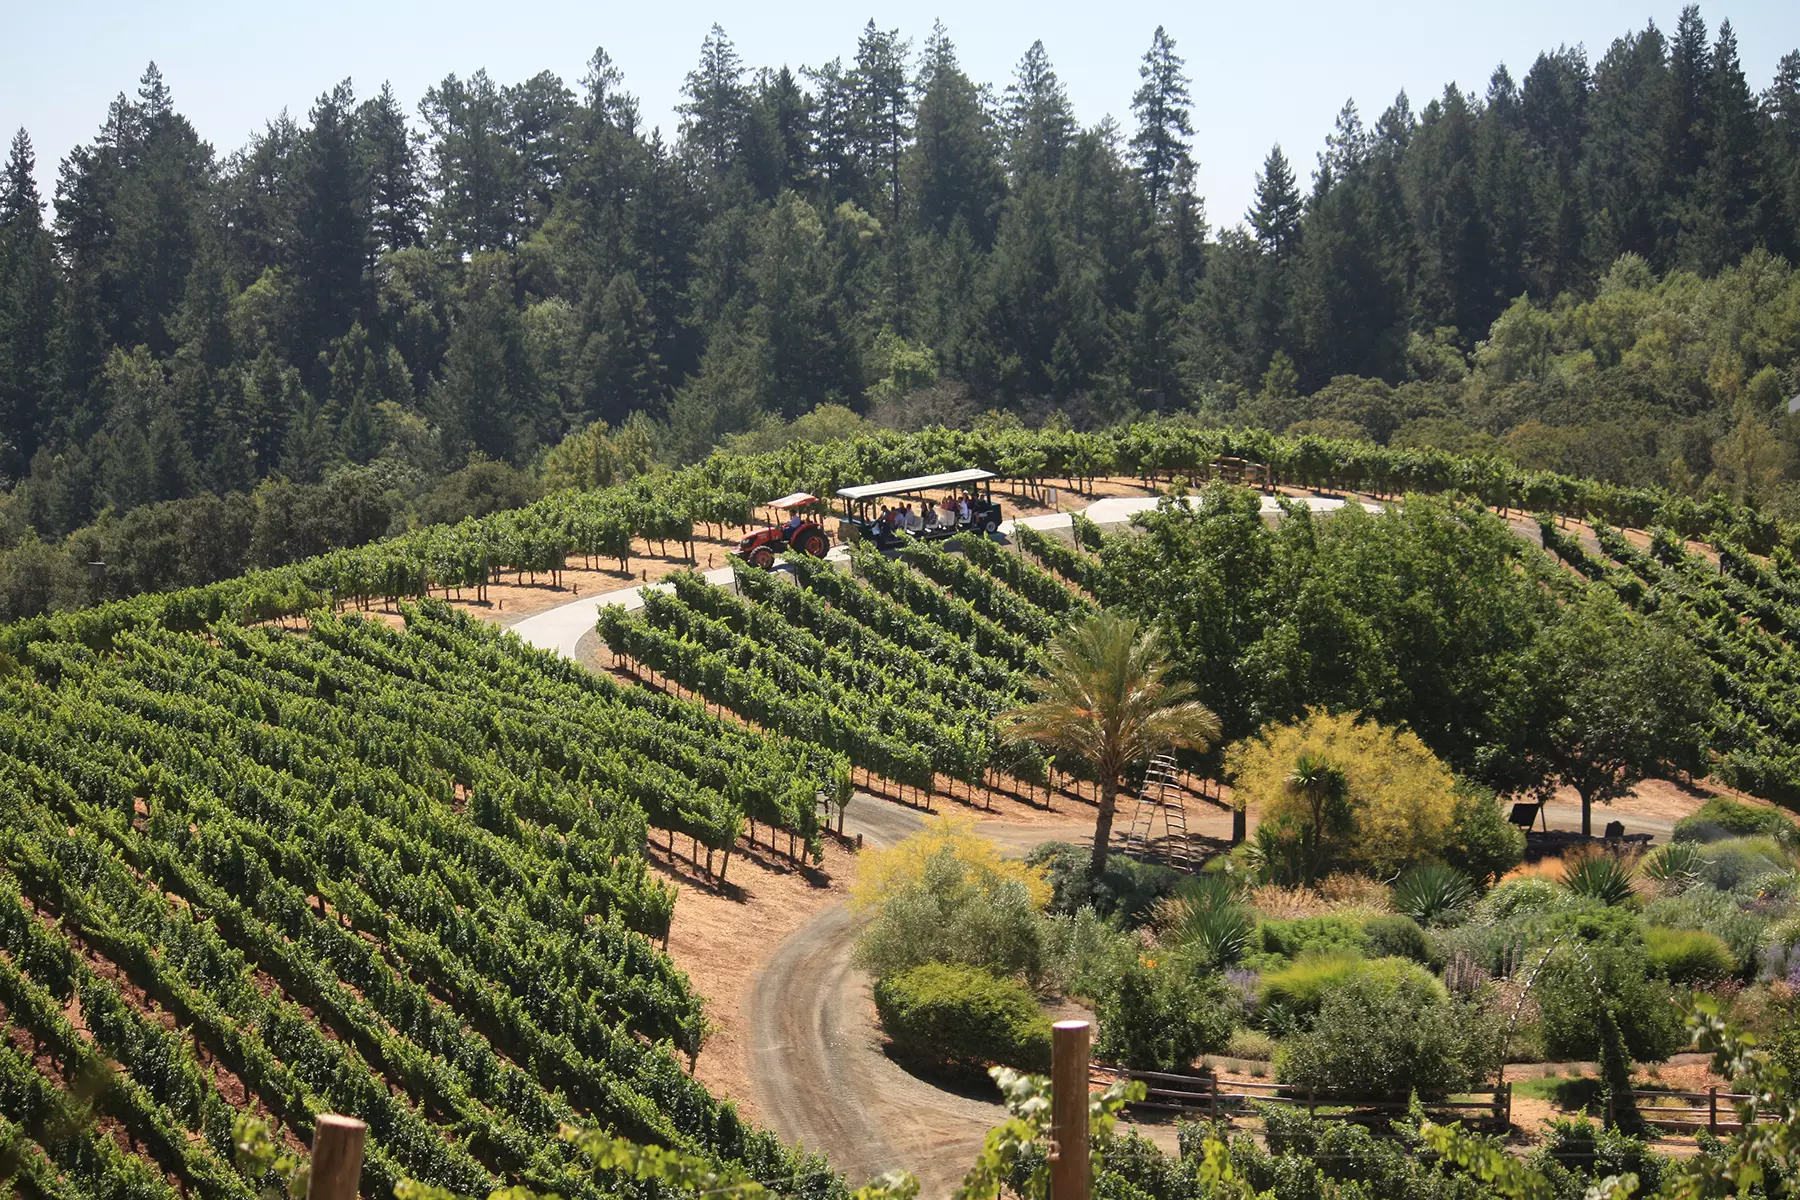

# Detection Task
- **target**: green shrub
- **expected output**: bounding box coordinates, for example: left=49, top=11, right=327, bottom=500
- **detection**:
left=1276, top=962, right=1493, bottom=1098
left=1362, top=914, right=1433, bottom=963
left=1644, top=926, right=1735, bottom=985
left=1040, top=907, right=1138, bottom=1000
left=1534, top=942, right=1687, bottom=1063
left=1673, top=798, right=1799, bottom=847
left=1563, top=855, right=1637, bottom=906
left=1157, top=875, right=1254, bottom=968
left=1226, top=1028, right=1277, bottom=1061
left=1096, top=960, right=1235, bottom=1072
left=1471, top=877, right=1571, bottom=924
left=1641, top=842, right=1710, bottom=891
left=872, top=963, right=1051, bottom=1077
left=853, top=849, right=1047, bottom=983
left=1697, top=837, right=1793, bottom=891
left=1027, top=841, right=1178, bottom=926
left=1393, top=864, right=1476, bottom=924
left=1642, top=888, right=1764, bottom=974
left=1257, top=951, right=1367, bottom=1025
left=1253, top=915, right=1368, bottom=961
left=1444, top=785, right=1526, bottom=885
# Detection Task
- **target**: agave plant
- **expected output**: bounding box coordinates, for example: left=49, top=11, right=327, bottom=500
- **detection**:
left=1563, top=853, right=1637, bottom=906
left=1155, top=873, right=1252, bottom=966
left=1393, top=864, right=1476, bottom=925
left=1641, top=842, right=1709, bottom=892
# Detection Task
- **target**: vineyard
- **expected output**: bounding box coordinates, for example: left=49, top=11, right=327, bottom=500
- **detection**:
left=5, top=417, right=1800, bottom=1200
left=0, top=599, right=840, bottom=1200
left=33, top=421, right=1791, bottom=632
left=593, top=534, right=1097, bottom=805
left=1540, top=521, right=1800, bottom=806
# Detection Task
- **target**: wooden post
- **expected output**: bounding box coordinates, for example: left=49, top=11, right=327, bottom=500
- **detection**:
left=1708, top=1087, right=1718, bottom=1134
left=308, top=1114, right=365, bottom=1200
left=1051, top=1021, right=1090, bottom=1200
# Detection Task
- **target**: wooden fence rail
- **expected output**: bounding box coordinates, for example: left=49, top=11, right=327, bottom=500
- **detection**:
left=1618, top=1087, right=1756, bottom=1134
left=1091, top=1065, right=1510, bottom=1128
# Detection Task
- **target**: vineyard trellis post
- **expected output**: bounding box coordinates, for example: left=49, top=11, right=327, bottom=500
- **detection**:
left=309, top=1114, right=365, bottom=1200
left=1051, top=1020, right=1091, bottom=1200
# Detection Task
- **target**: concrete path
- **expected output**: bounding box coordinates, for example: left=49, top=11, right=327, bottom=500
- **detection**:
left=508, top=563, right=739, bottom=658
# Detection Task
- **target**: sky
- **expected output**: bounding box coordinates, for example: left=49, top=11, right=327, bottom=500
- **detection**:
left=4, top=0, right=1799, bottom=233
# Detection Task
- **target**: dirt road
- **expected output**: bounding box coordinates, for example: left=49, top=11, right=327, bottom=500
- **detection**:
left=747, top=797, right=1180, bottom=1198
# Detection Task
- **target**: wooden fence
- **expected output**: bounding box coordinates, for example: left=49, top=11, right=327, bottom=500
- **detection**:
left=1091, top=1065, right=1510, bottom=1129
left=1618, top=1087, right=1756, bottom=1134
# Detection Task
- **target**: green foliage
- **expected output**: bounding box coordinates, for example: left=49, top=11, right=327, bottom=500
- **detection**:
left=1563, top=855, right=1638, bottom=906
left=872, top=964, right=1052, bottom=1078
left=1695, top=836, right=1794, bottom=892
left=1393, top=864, right=1476, bottom=925
left=852, top=847, right=1049, bottom=986
left=1251, top=915, right=1367, bottom=962
left=1534, top=942, right=1688, bottom=1064
left=1276, top=962, right=1494, bottom=1098
left=1443, top=785, right=1526, bottom=885
left=1094, top=960, right=1235, bottom=1072
left=1674, top=798, right=1800, bottom=848
left=1361, top=914, right=1433, bottom=964
left=1642, top=842, right=1712, bottom=891
left=1255, top=951, right=1366, bottom=1026
left=1154, top=874, right=1254, bottom=968
left=1025, top=841, right=1178, bottom=926
left=1644, top=926, right=1736, bottom=985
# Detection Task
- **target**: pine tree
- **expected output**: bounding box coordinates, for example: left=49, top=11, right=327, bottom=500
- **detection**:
left=357, top=83, right=425, bottom=255
left=1130, top=27, right=1194, bottom=211
left=1664, top=5, right=1712, bottom=238
left=1003, top=41, right=1074, bottom=181
left=1248, top=145, right=1302, bottom=257
left=744, top=67, right=813, bottom=200
left=1686, top=21, right=1764, bottom=272
left=1766, top=51, right=1800, bottom=262
left=806, top=59, right=862, bottom=205
left=147, top=403, right=197, bottom=501
left=421, top=70, right=521, bottom=251
left=297, top=81, right=366, bottom=381
left=679, top=26, right=750, bottom=186
left=851, top=23, right=913, bottom=227
left=0, top=129, right=58, bottom=477
left=505, top=70, right=573, bottom=222
left=99, top=421, right=156, bottom=512
left=1584, top=24, right=1670, bottom=266
left=908, top=24, right=1005, bottom=246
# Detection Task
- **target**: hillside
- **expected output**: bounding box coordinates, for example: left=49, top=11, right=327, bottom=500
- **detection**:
left=2, top=419, right=1800, bottom=1197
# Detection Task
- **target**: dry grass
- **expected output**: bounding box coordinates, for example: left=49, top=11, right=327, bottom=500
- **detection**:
left=1246, top=873, right=1393, bottom=920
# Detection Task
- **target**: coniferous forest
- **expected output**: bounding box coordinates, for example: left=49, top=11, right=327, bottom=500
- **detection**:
left=1, top=8, right=1800, bottom=616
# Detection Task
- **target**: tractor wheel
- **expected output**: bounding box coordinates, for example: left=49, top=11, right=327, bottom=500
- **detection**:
left=749, top=546, right=776, bottom=570
left=795, top=528, right=828, bottom=557
left=981, top=515, right=1000, bottom=535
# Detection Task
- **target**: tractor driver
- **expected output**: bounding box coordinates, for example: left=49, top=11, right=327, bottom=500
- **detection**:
left=782, top=510, right=805, bottom=537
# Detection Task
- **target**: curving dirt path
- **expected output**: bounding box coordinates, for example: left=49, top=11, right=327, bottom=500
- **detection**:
left=748, top=797, right=1181, bottom=1199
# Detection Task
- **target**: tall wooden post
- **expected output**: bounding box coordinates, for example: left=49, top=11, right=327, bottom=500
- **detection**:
left=308, top=1114, right=366, bottom=1200
left=1051, top=1021, right=1090, bottom=1200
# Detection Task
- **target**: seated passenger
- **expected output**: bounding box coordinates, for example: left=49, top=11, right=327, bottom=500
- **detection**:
left=920, top=499, right=938, bottom=528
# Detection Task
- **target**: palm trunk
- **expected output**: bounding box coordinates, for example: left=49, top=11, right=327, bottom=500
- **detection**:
left=1089, top=778, right=1119, bottom=876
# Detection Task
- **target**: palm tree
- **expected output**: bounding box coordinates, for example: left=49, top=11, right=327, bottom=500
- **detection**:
left=999, top=611, right=1221, bottom=875
left=1283, top=752, right=1351, bottom=882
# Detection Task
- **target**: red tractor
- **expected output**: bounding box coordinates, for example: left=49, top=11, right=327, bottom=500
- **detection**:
left=732, top=493, right=832, bottom=569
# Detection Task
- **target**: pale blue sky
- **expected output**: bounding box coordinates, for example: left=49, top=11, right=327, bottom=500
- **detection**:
left=4, top=1, right=1799, bottom=232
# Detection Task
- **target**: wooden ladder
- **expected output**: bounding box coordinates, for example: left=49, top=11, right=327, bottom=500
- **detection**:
left=1130, top=754, right=1191, bottom=871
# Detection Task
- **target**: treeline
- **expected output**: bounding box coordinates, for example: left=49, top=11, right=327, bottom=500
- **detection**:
left=0, top=7, right=1798, bottom=540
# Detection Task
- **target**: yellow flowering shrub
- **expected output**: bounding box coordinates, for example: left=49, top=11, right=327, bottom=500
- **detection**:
left=851, top=816, right=1053, bottom=912
left=1228, top=709, right=1459, bottom=875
